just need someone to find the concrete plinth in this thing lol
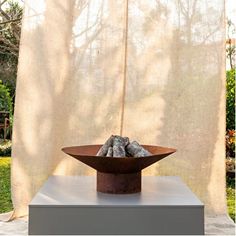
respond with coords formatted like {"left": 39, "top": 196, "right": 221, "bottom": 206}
{"left": 29, "top": 176, "right": 204, "bottom": 235}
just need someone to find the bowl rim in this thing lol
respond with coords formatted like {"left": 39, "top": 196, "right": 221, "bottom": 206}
{"left": 61, "top": 144, "right": 177, "bottom": 159}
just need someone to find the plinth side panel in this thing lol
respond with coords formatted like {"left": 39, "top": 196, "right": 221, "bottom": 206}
{"left": 29, "top": 206, "right": 204, "bottom": 235}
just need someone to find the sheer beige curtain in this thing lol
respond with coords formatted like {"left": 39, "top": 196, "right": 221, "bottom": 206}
{"left": 11, "top": 0, "right": 229, "bottom": 224}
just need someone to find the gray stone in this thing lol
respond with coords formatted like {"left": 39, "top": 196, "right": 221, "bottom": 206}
{"left": 106, "top": 147, "right": 113, "bottom": 157}
{"left": 96, "top": 135, "right": 114, "bottom": 156}
{"left": 126, "top": 141, "right": 151, "bottom": 157}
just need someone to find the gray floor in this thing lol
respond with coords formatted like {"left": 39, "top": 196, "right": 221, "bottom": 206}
{"left": 0, "top": 218, "right": 27, "bottom": 235}
{"left": 205, "top": 215, "right": 235, "bottom": 235}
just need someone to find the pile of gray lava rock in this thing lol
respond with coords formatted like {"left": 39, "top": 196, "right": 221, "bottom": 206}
{"left": 96, "top": 135, "right": 151, "bottom": 158}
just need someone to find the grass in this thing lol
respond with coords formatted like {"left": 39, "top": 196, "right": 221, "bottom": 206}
{"left": 0, "top": 157, "right": 235, "bottom": 221}
{"left": 226, "top": 176, "right": 235, "bottom": 222}
{"left": 0, "top": 157, "right": 13, "bottom": 213}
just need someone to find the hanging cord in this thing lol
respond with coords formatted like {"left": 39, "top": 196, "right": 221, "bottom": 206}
{"left": 120, "top": 0, "right": 129, "bottom": 136}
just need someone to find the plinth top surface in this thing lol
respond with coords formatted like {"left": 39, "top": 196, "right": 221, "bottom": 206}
{"left": 30, "top": 176, "right": 203, "bottom": 207}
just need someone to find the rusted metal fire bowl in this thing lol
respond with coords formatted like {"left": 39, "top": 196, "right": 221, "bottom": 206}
{"left": 62, "top": 145, "right": 176, "bottom": 194}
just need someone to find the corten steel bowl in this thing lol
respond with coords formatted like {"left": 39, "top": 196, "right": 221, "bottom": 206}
{"left": 62, "top": 145, "right": 176, "bottom": 194}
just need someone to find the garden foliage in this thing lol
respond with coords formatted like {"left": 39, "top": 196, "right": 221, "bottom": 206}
{"left": 0, "top": 80, "right": 12, "bottom": 115}
{"left": 226, "top": 69, "right": 235, "bottom": 130}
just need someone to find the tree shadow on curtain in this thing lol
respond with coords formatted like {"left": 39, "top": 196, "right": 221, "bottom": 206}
{"left": 12, "top": 0, "right": 127, "bottom": 216}
{"left": 155, "top": 0, "right": 226, "bottom": 214}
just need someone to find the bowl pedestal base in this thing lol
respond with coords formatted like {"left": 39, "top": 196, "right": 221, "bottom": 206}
{"left": 97, "top": 171, "right": 141, "bottom": 194}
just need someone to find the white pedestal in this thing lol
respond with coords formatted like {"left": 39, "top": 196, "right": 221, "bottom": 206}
{"left": 29, "top": 176, "right": 204, "bottom": 235}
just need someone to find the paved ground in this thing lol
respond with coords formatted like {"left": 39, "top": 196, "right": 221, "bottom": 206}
{"left": 0, "top": 219, "right": 27, "bottom": 235}
{"left": 205, "top": 215, "right": 235, "bottom": 235}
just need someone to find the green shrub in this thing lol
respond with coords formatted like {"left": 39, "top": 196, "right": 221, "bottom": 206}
{"left": 0, "top": 80, "right": 12, "bottom": 114}
{"left": 0, "top": 70, "right": 16, "bottom": 100}
{"left": 226, "top": 70, "right": 235, "bottom": 130}
{"left": 0, "top": 80, "right": 13, "bottom": 139}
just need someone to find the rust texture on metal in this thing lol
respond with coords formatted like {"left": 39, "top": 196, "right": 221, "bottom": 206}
{"left": 97, "top": 171, "right": 141, "bottom": 194}
{"left": 62, "top": 144, "right": 176, "bottom": 194}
